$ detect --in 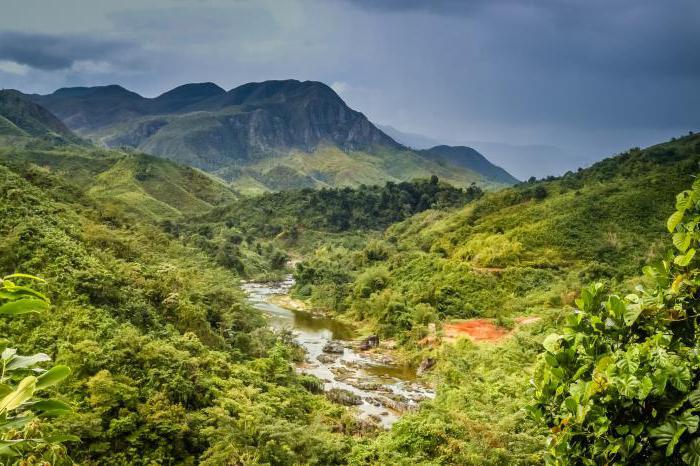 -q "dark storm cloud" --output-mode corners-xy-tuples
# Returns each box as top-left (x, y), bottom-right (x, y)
(1, 0), (698, 177)
(0, 30), (135, 70)
(346, 0), (700, 78)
